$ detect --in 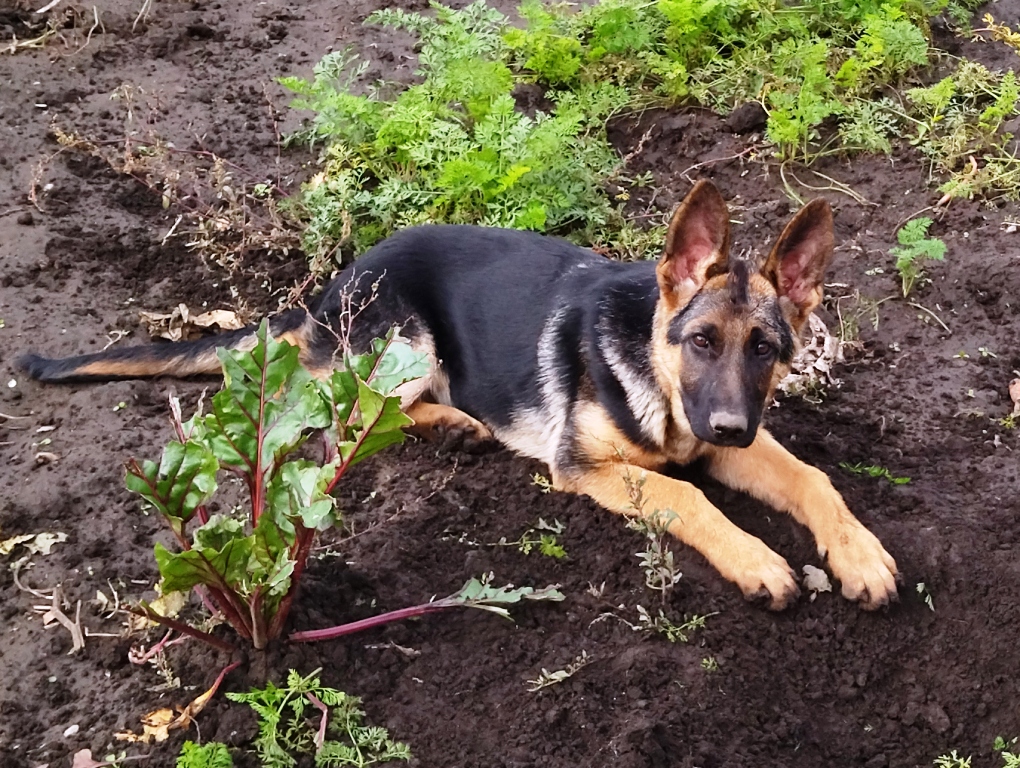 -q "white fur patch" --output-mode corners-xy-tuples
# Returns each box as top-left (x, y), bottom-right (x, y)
(598, 333), (669, 448)
(494, 307), (571, 465)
